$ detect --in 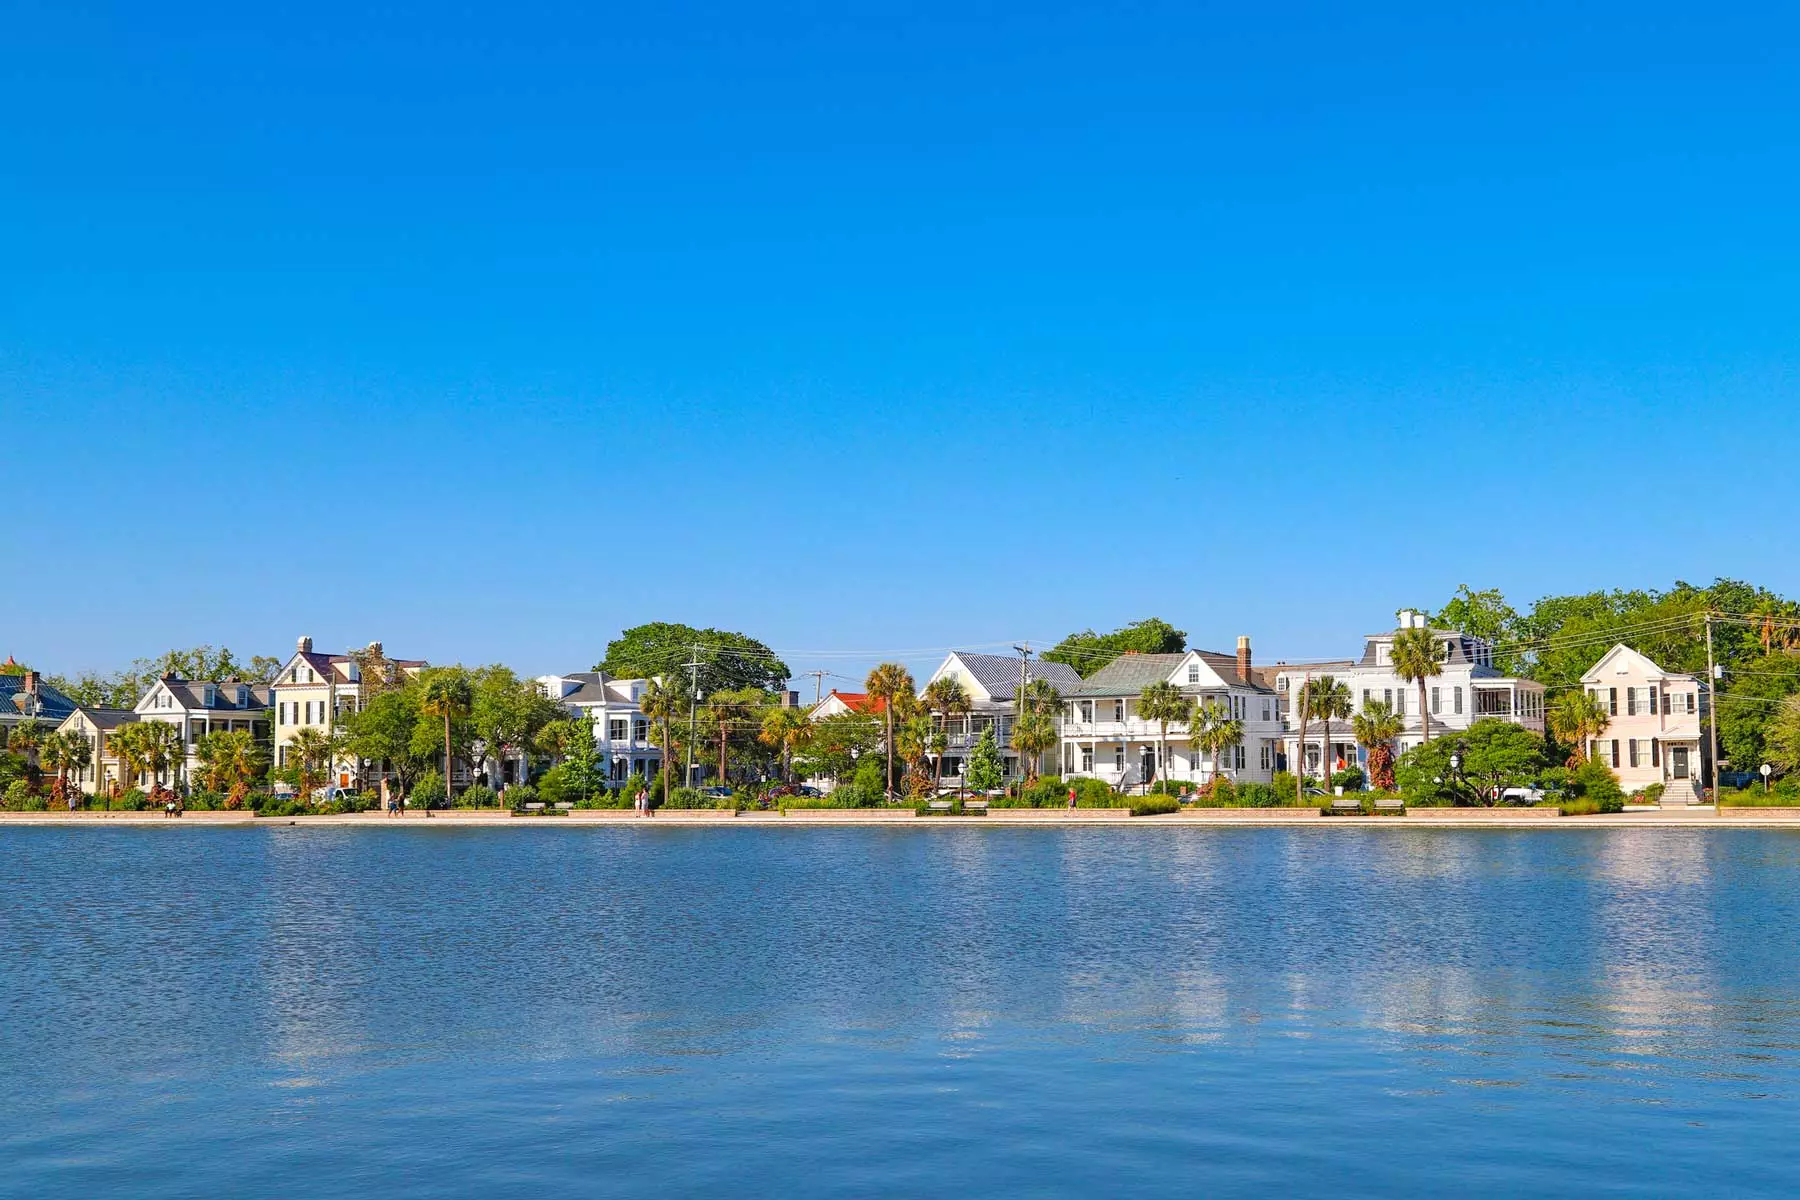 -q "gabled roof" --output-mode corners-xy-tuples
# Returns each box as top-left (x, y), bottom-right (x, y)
(60, 706), (139, 732)
(1581, 644), (1694, 685)
(0, 674), (76, 722)
(818, 690), (886, 715)
(934, 652), (1083, 703)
